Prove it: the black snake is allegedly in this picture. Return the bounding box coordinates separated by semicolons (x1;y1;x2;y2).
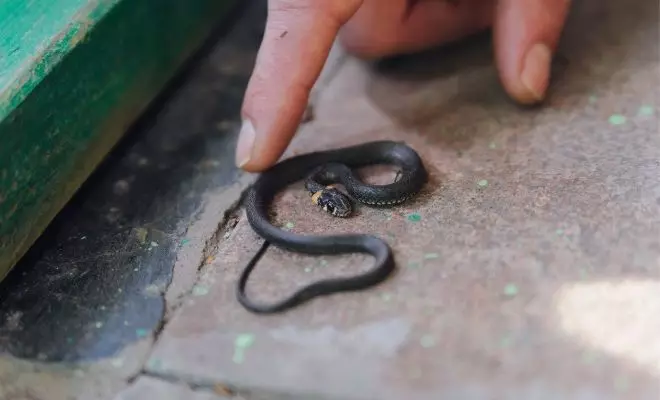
237;140;428;314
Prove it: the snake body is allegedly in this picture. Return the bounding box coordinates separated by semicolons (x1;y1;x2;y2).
238;140;428;314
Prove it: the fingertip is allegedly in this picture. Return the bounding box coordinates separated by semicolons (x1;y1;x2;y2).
519;42;552;102
494;0;571;105
503;42;553;105
237;1;361;172
236;119;256;169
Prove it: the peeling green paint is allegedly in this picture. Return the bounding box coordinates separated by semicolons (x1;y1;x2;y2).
0;0;239;281
192;285;209;296
407;213;422;222
637;105;654;117
608;114;627;125
233;333;256;364
503;283;519;297
135;328;149;338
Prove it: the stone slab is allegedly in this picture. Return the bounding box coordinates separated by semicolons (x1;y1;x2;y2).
0;339;149;400
150;0;659;399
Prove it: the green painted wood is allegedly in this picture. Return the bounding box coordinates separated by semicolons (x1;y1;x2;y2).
0;0;239;280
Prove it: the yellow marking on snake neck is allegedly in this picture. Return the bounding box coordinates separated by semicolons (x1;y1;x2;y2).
311;190;323;205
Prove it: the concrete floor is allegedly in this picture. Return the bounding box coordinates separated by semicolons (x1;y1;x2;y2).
1;0;659;399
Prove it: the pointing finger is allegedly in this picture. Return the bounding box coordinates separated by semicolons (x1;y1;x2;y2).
237;0;362;172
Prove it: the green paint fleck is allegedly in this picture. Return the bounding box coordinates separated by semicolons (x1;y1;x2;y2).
588;95;597;104
555;228;564;236
477;179;489;188
380;292;393;302
66;337;74;344
304;267;312;273
135;328;149;338
407;261;422;269
423;253;439;260
503;283;519;297
608;114;627;125
499;334;514;348
192;285;209;296
319;259;328;267
180;238;190;246
407;213;422;222
110;358;124;368
419;334;436;348
637;105;654;117
488;141;497;149
147;358;163;370
284;221;295;230
233;333;256;364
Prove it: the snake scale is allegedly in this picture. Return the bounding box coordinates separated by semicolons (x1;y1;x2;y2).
237;140;428;314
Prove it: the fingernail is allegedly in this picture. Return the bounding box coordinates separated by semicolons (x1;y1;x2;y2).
236;119;255;168
520;43;552;101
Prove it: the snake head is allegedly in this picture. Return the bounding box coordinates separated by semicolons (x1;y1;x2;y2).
311;187;353;218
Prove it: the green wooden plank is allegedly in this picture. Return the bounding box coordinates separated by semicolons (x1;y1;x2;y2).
0;0;240;280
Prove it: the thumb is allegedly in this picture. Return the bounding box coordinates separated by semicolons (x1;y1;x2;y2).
236;1;362;172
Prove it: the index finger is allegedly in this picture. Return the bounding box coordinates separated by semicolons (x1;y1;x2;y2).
236;1;362;171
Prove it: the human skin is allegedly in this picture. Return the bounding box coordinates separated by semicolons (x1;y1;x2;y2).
236;0;572;172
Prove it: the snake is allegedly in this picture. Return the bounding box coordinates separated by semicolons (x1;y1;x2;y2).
237;140;428;314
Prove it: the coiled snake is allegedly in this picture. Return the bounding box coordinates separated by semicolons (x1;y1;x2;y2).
237;140;428;314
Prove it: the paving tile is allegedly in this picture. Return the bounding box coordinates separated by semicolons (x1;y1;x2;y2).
149;0;660;399
0;339;150;400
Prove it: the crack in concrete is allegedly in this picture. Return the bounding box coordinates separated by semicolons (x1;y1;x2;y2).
138;370;246;399
140;369;337;400
123;186;251;393
141;370;241;397
119;37;349;400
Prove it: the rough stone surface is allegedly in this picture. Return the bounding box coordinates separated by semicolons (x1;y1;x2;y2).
149;0;660;399
0;339;149;400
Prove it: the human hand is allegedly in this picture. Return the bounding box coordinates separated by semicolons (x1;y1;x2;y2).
236;0;572;172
